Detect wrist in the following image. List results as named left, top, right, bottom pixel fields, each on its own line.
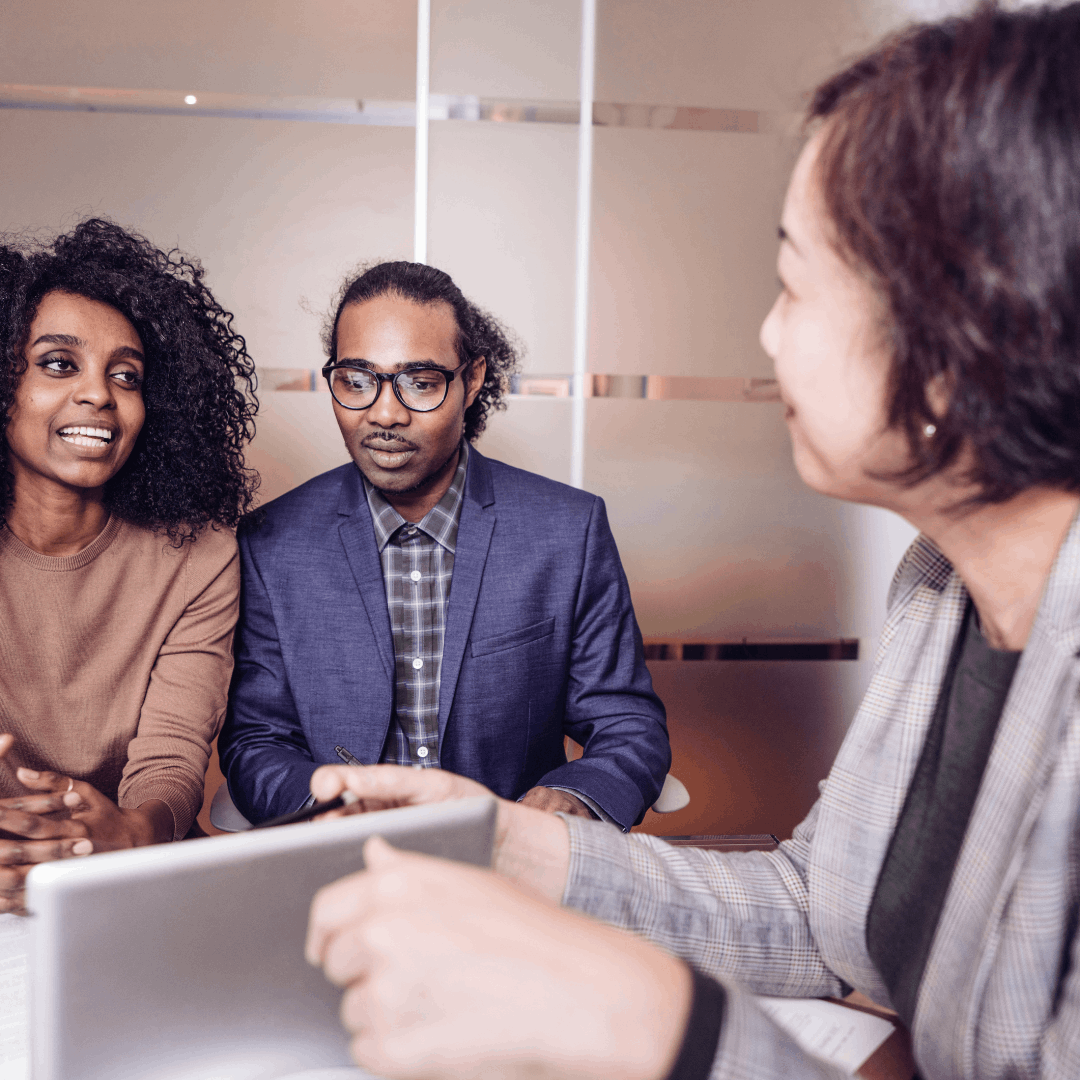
left=492, top=798, right=571, bottom=903
left=128, top=800, right=175, bottom=846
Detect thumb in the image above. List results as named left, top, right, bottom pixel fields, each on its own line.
left=362, top=834, right=401, bottom=870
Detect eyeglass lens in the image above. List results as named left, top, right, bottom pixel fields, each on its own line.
left=329, top=368, right=449, bottom=411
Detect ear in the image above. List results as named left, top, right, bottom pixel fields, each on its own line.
left=463, top=357, right=487, bottom=409
left=926, top=371, right=950, bottom=418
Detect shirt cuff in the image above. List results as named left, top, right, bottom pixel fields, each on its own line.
left=665, top=966, right=725, bottom=1080
left=544, top=786, right=619, bottom=825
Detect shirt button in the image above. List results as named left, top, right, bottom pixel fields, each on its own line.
left=406, top=526, right=417, bottom=535
left=412, top=657, right=424, bottom=669
left=417, top=746, right=429, bottom=759
left=410, top=570, right=422, bottom=582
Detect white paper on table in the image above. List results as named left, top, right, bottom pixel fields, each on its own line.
left=755, top=995, right=894, bottom=1075
left=0, top=913, right=29, bottom=1080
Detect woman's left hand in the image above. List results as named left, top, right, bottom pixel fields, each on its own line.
left=0, top=734, right=174, bottom=913
left=13, top=768, right=173, bottom=850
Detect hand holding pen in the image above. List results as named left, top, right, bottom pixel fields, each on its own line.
left=252, top=745, right=366, bottom=829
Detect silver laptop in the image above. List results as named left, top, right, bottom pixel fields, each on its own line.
left=26, top=796, right=497, bottom=1080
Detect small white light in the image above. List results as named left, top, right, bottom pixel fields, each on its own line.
left=184, top=94, right=197, bottom=105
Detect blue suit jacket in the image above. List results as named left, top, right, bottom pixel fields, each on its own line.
left=218, top=448, right=670, bottom=830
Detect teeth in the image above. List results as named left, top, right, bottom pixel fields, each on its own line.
left=58, top=426, right=113, bottom=442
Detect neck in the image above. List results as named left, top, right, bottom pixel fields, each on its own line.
left=380, top=446, right=460, bottom=524
left=5, top=476, right=110, bottom=557
left=904, top=485, right=1080, bottom=650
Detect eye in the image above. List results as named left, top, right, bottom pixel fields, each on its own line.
left=110, top=368, right=143, bottom=389
left=402, top=371, right=443, bottom=392
left=38, top=354, right=77, bottom=375
left=340, top=369, right=374, bottom=389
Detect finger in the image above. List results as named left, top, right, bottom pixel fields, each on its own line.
left=0, top=864, right=32, bottom=893
left=0, top=805, right=89, bottom=842
left=0, top=894, right=26, bottom=916
left=16, top=768, right=75, bottom=794
left=310, top=763, right=483, bottom=807
left=0, top=837, right=93, bottom=864
left=307, top=838, right=427, bottom=969
left=0, top=734, right=13, bottom=759
left=0, top=793, right=71, bottom=816
left=307, top=866, right=375, bottom=967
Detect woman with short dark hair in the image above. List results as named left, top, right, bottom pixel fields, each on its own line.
left=0, top=219, right=257, bottom=913
left=296, top=4, right=1080, bottom=1078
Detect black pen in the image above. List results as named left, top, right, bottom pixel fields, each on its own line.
left=251, top=789, right=359, bottom=829
left=335, top=745, right=365, bottom=767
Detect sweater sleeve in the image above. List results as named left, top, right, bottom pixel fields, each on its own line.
left=116, top=528, right=240, bottom=839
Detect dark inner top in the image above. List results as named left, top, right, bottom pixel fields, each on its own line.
left=866, top=602, right=1021, bottom=1027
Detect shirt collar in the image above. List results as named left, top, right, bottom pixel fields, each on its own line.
left=364, top=441, right=470, bottom=554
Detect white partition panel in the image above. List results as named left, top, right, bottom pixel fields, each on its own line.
left=427, top=123, right=579, bottom=374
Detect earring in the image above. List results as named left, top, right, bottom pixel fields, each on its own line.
left=923, top=423, right=937, bottom=437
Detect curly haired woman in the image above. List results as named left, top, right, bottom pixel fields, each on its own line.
left=0, top=219, right=257, bottom=912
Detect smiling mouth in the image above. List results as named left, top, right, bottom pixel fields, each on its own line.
left=57, top=425, right=115, bottom=448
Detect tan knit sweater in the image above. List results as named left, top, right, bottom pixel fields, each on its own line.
left=0, top=517, right=239, bottom=839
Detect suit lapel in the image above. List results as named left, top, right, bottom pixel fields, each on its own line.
left=437, top=448, right=496, bottom=744
left=913, top=512, right=1080, bottom=1077
left=336, top=466, right=396, bottom=683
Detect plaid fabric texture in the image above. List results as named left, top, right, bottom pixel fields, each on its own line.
left=563, top=515, right=1080, bottom=1080
left=365, top=443, right=469, bottom=768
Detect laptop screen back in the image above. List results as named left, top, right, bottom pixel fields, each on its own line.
left=27, top=796, right=496, bottom=1080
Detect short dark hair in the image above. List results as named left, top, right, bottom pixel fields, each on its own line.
left=0, top=219, right=258, bottom=540
left=810, top=0, right=1080, bottom=503
left=324, top=261, right=520, bottom=442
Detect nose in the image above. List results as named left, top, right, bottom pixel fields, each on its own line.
left=365, top=375, right=411, bottom=428
left=73, top=366, right=116, bottom=409
left=759, top=293, right=781, bottom=365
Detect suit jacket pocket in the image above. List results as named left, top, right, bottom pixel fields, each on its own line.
left=470, top=617, right=556, bottom=658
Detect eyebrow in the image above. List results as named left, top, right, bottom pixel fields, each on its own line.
left=337, top=358, right=453, bottom=373
left=30, top=333, right=144, bottom=363
left=31, top=333, right=83, bottom=349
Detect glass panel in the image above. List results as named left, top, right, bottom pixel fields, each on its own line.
left=586, top=399, right=914, bottom=641
left=596, top=0, right=873, bottom=111
left=0, top=110, right=414, bottom=370
left=589, top=128, right=792, bottom=378
left=428, top=122, right=578, bottom=373
left=473, top=399, right=573, bottom=485
left=431, top=0, right=581, bottom=101
left=0, top=0, right=418, bottom=99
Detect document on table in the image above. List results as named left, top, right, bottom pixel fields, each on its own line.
left=756, top=995, right=894, bottom=1075
left=0, top=913, right=29, bottom=1080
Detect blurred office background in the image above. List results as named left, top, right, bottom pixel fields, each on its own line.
left=2, top=0, right=994, bottom=838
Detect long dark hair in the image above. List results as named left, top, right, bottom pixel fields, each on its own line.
left=810, top=1, right=1080, bottom=502
left=0, top=219, right=258, bottom=540
left=324, top=261, right=519, bottom=442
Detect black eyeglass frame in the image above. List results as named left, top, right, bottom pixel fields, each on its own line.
left=321, top=360, right=471, bottom=412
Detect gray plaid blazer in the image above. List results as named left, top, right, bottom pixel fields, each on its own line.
left=563, top=515, right=1080, bottom=1079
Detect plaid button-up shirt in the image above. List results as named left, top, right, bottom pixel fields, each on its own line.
left=364, top=443, right=469, bottom=769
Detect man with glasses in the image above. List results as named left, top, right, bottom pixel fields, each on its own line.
left=219, top=262, right=670, bottom=830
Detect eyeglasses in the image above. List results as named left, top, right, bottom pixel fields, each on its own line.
left=321, top=361, right=469, bottom=412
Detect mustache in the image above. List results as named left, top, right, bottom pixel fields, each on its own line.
left=361, top=433, right=418, bottom=451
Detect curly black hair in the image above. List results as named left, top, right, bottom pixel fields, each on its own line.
left=323, top=261, right=520, bottom=442
left=0, top=219, right=258, bottom=540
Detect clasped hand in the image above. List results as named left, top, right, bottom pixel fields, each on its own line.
left=0, top=733, right=170, bottom=914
